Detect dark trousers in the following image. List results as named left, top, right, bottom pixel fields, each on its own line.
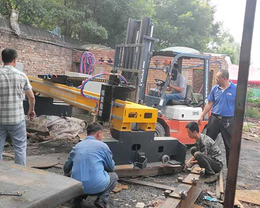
left=206, top=115, right=233, bottom=166
left=75, top=172, right=118, bottom=204
left=97, top=172, right=118, bottom=204
left=191, top=147, right=223, bottom=175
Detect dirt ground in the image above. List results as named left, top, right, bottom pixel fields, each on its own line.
left=3, top=114, right=260, bottom=208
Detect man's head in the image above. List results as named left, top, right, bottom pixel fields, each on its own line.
left=87, top=122, right=103, bottom=141
left=216, top=69, right=229, bottom=86
left=171, top=63, right=179, bottom=80
left=185, top=122, right=200, bottom=140
left=1, top=48, right=18, bottom=66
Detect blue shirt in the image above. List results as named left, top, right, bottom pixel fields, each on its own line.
left=63, top=136, right=115, bottom=194
left=208, top=82, right=237, bottom=117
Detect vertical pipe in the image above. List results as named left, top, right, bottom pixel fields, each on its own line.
left=224, top=0, right=257, bottom=207
left=203, top=58, right=209, bottom=108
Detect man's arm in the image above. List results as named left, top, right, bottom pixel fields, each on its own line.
left=169, top=84, right=183, bottom=92
left=63, top=148, right=75, bottom=175
left=103, top=146, right=115, bottom=172
left=198, top=101, right=213, bottom=125
left=25, top=89, right=35, bottom=120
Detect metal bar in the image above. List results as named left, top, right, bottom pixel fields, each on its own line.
left=223, top=0, right=257, bottom=207
left=203, top=58, right=209, bottom=108
left=119, top=47, right=123, bottom=67
left=114, top=67, right=141, bottom=74
left=28, top=76, right=99, bottom=112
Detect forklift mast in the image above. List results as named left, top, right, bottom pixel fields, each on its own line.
left=113, top=17, right=158, bottom=103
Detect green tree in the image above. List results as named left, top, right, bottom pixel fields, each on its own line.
left=209, top=31, right=240, bottom=64
left=0, top=0, right=239, bottom=57
left=152, top=0, right=221, bottom=52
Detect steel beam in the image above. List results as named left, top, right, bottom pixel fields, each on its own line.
left=224, top=0, right=257, bottom=207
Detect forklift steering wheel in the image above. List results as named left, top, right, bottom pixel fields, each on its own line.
left=154, top=78, right=165, bottom=86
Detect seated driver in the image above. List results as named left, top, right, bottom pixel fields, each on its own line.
left=163, top=63, right=187, bottom=107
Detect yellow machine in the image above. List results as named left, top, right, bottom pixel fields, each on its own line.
left=28, top=74, right=186, bottom=168
left=28, top=76, right=157, bottom=132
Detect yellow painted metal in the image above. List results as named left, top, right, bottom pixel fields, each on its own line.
left=111, top=99, right=158, bottom=131
left=28, top=76, right=157, bottom=132
left=28, top=76, right=100, bottom=112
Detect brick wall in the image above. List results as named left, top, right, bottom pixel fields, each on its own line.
left=72, top=49, right=114, bottom=74
left=72, top=51, right=228, bottom=93
left=0, top=19, right=228, bottom=92
left=0, top=32, right=72, bottom=76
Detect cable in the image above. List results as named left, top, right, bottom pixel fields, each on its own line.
left=79, top=72, right=128, bottom=112
left=79, top=51, right=96, bottom=75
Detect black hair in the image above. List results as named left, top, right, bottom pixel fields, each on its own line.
left=1, top=48, right=18, bottom=63
left=87, top=122, right=103, bottom=135
left=185, top=121, right=199, bottom=133
left=219, top=69, right=229, bottom=79
left=173, top=63, right=178, bottom=69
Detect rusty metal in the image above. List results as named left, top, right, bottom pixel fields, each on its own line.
left=224, top=0, right=257, bottom=207
left=0, top=192, right=22, bottom=196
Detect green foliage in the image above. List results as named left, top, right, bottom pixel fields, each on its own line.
left=208, top=32, right=240, bottom=64
left=152, top=0, right=220, bottom=52
left=247, top=88, right=260, bottom=106
left=247, top=106, right=260, bottom=119
left=0, top=0, right=240, bottom=56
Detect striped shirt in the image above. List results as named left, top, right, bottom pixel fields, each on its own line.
left=0, top=65, right=32, bottom=125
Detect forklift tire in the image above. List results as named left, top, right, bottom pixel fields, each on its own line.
left=155, top=122, right=166, bottom=137
left=161, top=155, right=170, bottom=164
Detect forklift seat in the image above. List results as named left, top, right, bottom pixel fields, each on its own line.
left=166, top=85, right=193, bottom=106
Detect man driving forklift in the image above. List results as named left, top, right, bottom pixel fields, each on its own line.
left=163, top=63, right=187, bottom=107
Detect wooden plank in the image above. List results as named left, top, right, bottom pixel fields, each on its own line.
left=236, top=190, right=260, bottom=206
left=160, top=197, right=180, bottom=208
left=182, top=173, right=200, bottom=185
left=234, top=198, right=244, bottom=208
left=190, top=166, right=202, bottom=175
left=169, top=184, right=192, bottom=199
left=120, top=178, right=176, bottom=191
left=176, top=186, right=201, bottom=208
left=216, top=178, right=221, bottom=199
left=192, top=205, right=204, bottom=208
left=115, top=164, right=182, bottom=178
left=219, top=171, right=224, bottom=196
left=160, top=185, right=201, bottom=208
left=2, top=152, right=15, bottom=159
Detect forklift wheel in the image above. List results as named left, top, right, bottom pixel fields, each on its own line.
left=155, top=122, right=165, bottom=137
left=161, top=155, right=170, bottom=164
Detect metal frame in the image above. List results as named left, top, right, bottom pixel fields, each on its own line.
left=144, top=53, right=210, bottom=109
left=113, top=17, right=158, bottom=103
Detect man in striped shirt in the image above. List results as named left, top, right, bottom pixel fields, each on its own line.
left=0, top=48, right=35, bottom=165
left=185, top=122, right=223, bottom=183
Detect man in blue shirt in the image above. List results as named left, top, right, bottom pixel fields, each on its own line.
left=198, top=69, right=237, bottom=166
left=64, top=122, right=118, bottom=208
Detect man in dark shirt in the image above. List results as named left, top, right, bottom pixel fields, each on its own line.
left=185, top=122, right=223, bottom=183
left=64, top=122, right=118, bottom=208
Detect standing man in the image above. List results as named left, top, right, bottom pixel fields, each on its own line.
left=64, top=122, right=118, bottom=208
left=198, top=69, right=237, bottom=165
left=0, top=48, right=35, bottom=165
left=163, top=63, right=187, bottom=106
left=185, top=122, right=223, bottom=183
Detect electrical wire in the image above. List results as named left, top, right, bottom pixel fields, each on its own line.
left=79, top=72, right=128, bottom=113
